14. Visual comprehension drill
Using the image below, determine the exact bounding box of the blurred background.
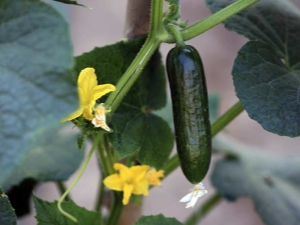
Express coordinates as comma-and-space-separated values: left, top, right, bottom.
18, 0, 300, 224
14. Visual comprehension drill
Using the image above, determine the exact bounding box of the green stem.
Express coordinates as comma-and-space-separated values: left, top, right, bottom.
184, 193, 223, 225
94, 171, 105, 212
163, 154, 179, 178
163, 101, 244, 177
166, 25, 184, 46
104, 135, 115, 174
149, 0, 164, 35
105, 38, 161, 115
211, 101, 244, 137
96, 134, 114, 176
96, 134, 118, 224
100, 140, 123, 225
106, 192, 123, 225
105, 0, 166, 115
164, 0, 259, 43
56, 181, 70, 201
96, 134, 122, 225
57, 135, 100, 223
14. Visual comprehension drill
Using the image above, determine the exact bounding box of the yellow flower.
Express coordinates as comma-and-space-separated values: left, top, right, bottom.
146, 168, 164, 186
103, 163, 150, 205
61, 68, 116, 122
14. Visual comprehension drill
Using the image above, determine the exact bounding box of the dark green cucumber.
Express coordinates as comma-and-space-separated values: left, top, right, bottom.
166, 45, 211, 184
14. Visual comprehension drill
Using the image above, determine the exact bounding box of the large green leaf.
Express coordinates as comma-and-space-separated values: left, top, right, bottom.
232, 41, 300, 136
0, 187, 17, 225
1, 125, 83, 191
75, 38, 173, 168
206, 0, 300, 67
134, 214, 183, 225
211, 134, 300, 225
34, 196, 101, 225
206, 0, 300, 136
0, 0, 80, 190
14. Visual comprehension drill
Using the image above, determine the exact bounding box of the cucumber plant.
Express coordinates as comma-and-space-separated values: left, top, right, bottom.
6, 0, 295, 225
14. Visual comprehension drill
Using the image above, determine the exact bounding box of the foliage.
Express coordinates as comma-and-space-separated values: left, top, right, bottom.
0, 187, 17, 225
2, 0, 300, 224
0, 0, 82, 192
134, 214, 183, 225
212, 134, 300, 225
206, 0, 300, 137
75, 39, 173, 168
34, 196, 101, 225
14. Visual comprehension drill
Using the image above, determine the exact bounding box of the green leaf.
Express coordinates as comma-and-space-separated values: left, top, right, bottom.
0, 0, 80, 189
211, 134, 300, 225
206, 0, 300, 136
206, 0, 300, 67
134, 214, 183, 225
34, 196, 101, 225
52, 0, 88, 8
75, 38, 173, 168
112, 109, 173, 168
0, 187, 17, 225
0, 124, 83, 191
233, 41, 300, 136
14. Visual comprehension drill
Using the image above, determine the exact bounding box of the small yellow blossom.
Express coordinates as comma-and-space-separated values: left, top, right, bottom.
146, 168, 164, 186
104, 163, 164, 205
104, 163, 150, 205
61, 68, 116, 122
92, 103, 111, 131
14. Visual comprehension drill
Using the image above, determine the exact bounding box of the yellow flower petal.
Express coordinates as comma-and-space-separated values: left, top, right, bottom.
82, 100, 96, 120
92, 84, 116, 101
60, 107, 83, 122
146, 169, 164, 186
105, 163, 156, 205
123, 183, 133, 205
78, 68, 98, 106
103, 174, 123, 191
132, 179, 149, 196
61, 67, 116, 123
114, 163, 133, 182
131, 165, 150, 182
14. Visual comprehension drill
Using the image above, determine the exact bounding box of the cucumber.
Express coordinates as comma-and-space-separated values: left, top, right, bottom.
166, 44, 211, 184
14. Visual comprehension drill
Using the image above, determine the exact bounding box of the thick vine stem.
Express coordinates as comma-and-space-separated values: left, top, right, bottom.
94, 171, 105, 212
106, 192, 123, 225
102, 2, 166, 225
96, 134, 123, 225
163, 0, 259, 43
96, 134, 114, 176
105, 0, 167, 115
163, 101, 244, 177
